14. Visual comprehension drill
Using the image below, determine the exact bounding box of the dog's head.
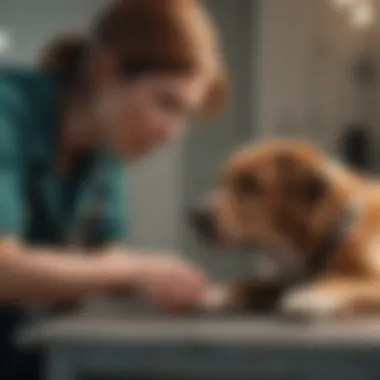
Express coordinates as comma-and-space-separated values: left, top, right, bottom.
191, 140, 356, 255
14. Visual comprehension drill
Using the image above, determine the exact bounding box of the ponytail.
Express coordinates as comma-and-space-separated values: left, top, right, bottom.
39, 33, 87, 84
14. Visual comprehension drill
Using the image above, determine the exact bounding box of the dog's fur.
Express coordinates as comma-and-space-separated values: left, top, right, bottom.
193, 139, 380, 319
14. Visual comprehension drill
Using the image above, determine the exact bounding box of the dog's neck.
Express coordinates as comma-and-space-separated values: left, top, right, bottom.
277, 175, 364, 278
304, 199, 360, 278
269, 197, 361, 284
290, 160, 362, 253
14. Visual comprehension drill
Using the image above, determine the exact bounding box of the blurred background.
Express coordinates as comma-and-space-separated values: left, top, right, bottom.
3, 1, 380, 379
2, 0, 380, 280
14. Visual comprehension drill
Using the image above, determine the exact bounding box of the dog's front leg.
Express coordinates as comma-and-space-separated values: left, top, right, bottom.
280, 279, 345, 319
280, 276, 380, 319
199, 277, 289, 313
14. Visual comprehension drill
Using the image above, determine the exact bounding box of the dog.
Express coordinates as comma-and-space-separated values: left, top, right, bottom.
192, 139, 380, 319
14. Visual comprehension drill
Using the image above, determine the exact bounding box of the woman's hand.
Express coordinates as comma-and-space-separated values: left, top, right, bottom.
134, 253, 207, 310
100, 250, 207, 311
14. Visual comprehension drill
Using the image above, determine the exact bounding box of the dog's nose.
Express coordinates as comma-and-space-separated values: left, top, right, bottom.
189, 209, 217, 240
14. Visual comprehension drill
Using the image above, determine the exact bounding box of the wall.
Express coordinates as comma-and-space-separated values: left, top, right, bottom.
366, 2, 380, 170
128, 140, 182, 250
182, 0, 257, 280
257, 0, 368, 155
0, 0, 104, 62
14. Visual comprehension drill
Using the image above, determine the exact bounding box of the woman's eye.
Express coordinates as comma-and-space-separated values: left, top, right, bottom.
234, 173, 262, 196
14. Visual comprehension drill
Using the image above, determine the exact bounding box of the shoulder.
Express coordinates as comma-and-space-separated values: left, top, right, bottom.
0, 66, 56, 160
0, 65, 57, 107
0, 66, 27, 109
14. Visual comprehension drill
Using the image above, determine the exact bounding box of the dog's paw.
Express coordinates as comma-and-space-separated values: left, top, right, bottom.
199, 284, 232, 312
279, 287, 343, 320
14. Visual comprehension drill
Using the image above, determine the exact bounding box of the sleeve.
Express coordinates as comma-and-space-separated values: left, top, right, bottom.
91, 160, 129, 246
0, 75, 26, 238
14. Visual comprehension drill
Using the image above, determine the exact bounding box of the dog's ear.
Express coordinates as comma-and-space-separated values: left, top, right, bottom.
291, 168, 327, 205
277, 154, 327, 206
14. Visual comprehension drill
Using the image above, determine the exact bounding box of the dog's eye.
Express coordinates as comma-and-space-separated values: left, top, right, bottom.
234, 173, 262, 196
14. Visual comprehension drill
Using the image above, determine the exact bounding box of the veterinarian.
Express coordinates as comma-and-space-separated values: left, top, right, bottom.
0, 0, 227, 378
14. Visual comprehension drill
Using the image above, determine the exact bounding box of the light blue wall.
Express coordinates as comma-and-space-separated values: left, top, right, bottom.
0, 0, 104, 63
182, 0, 258, 280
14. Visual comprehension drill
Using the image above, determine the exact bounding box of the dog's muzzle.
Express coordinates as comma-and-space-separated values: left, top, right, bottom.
190, 208, 218, 241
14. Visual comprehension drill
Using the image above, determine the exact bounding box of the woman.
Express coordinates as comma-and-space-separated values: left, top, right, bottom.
0, 0, 227, 378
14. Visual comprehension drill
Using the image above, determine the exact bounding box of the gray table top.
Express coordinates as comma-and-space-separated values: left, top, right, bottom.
17, 298, 380, 348
18, 315, 380, 346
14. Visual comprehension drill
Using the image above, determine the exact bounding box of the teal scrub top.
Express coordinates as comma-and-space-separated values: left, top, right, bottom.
0, 66, 129, 247
0, 66, 129, 379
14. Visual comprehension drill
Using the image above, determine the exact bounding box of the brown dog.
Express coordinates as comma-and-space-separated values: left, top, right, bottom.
192, 139, 380, 319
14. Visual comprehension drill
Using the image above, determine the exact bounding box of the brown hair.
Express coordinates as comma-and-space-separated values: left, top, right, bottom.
40, 0, 227, 118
